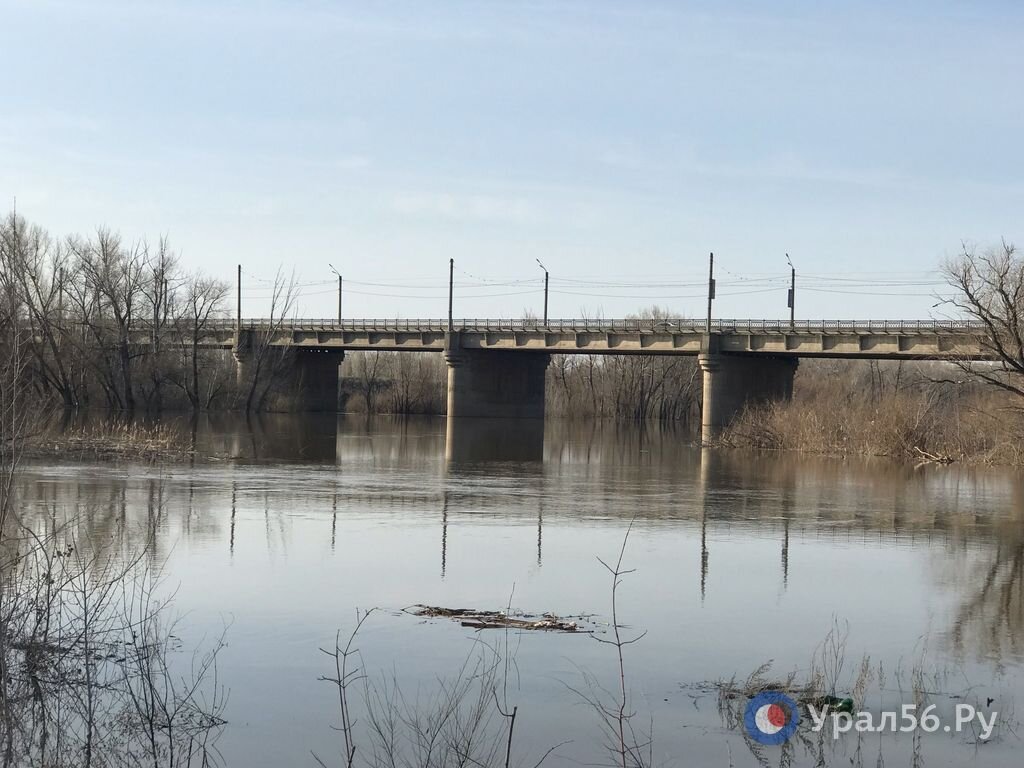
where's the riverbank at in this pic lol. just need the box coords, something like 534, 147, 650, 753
25, 421, 191, 462
715, 364, 1024, 466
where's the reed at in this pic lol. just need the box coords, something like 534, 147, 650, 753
28, 421, 189, 462
716, 361, 1024, 465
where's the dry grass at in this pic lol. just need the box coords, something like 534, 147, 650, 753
716, 361, 1024, 465
713, 620, 1015, 765
26, 421, 189, 462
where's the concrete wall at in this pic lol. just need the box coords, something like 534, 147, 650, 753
699, 353, 798, 443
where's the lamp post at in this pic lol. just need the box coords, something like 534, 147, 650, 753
786, 254, 795, 328
329, 263, 342, 324
706, 252, 715, 332
448, 258, 454, 333
536, 259, 549, 324
236, 264, 242, 333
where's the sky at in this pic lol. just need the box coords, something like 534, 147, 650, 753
2, 0, 1023, 320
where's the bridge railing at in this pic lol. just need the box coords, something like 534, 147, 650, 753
200, 318, 988, 333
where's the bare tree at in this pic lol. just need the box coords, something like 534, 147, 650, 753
138, 236, 180, 411
0, 214, 81, 408
544, 309, 699, 423
317, 609, 562, 768
384, 352, 444, 414
70, 229, 150, 412
240, 268, 299, 412
171, 274, 230, 410
567, 520, 653, 768
942, 241, 1024, 400
351, 352, 386, 414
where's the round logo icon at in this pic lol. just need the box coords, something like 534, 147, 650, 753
743, 691, 800, 745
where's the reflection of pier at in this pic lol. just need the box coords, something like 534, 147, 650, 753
445, 417, 544, 463
19, 415, 1024, 665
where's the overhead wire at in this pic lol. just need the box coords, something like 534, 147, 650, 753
235, 265, 951, 311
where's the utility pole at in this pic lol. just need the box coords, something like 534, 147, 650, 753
536, 259, 549, 324
786, 253, 795, 328
236, 264, 242, 333
706, 252, 715, 332
153, 267, 161, 346
329, 264, 342, 323
448, 258, 454, 333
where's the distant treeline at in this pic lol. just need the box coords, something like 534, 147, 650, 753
342, 344, 701, 422
0, 211, 328, 413
1, 210, 704, 421
1, 211, 235, 411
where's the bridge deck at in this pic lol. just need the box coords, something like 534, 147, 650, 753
167, 318, 990, 359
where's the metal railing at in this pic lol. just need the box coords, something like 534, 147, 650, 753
201, 318, 988, 334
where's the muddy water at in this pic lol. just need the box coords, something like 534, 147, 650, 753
18, 414, 1024, 766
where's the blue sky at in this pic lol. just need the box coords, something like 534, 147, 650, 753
3, 0, 1022, 319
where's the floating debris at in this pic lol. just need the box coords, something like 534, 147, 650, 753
407, 605, 586, 632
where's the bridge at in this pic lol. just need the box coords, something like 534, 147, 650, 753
151, 317, 991, 443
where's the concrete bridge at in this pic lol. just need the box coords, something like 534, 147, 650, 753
159, 317, 990, 442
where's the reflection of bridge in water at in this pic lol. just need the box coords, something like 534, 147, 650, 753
18, 414, 1024, 662
196, 413, 1024, 636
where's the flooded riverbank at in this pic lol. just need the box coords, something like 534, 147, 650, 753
15, 414, 1024, 766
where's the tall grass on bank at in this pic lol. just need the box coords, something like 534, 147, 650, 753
716, 360, 1024, 465
27, 421, 190, 462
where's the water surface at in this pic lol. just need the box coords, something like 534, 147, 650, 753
19, 415, 1024, 766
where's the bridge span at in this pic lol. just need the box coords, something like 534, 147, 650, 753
192, 317, 987, 358
168, 318, 990, 443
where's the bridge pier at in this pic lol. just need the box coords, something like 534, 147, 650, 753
234, 331, 344, 411
289, 349, 345, 411
698, 353, 797, 444
233, 329, 253, 392
445, 334, 550, 419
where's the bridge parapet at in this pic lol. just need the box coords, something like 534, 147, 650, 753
207, 317, 987, 335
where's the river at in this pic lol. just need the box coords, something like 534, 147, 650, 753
17, 414, 1024, 767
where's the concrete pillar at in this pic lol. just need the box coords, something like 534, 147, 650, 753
289, 349, 345, 412
233, 330, 342, 411
233, 329, 253, 391
445, 334, 550, 419
233, 350, 251, 391
698, 353, 798, 444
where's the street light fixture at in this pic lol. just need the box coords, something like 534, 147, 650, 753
329, 263, 342, 324
786, 254, 795, 327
